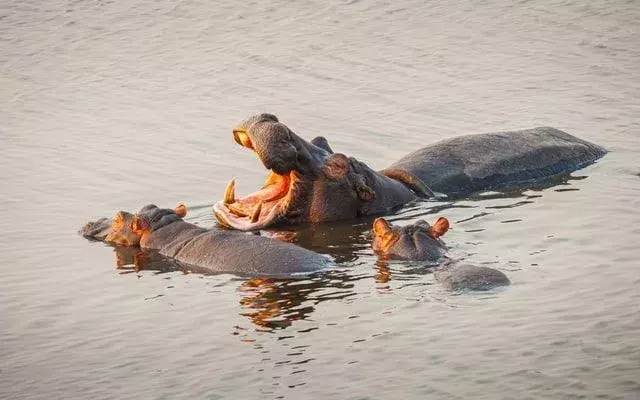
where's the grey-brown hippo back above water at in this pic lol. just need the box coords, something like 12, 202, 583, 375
213, 113, 606, 230
371, 217, 510, 291
80, 204, 332, 278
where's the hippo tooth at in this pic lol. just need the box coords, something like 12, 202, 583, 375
250, 201, 263, 223
224, 179, 236, 204
226, 203, 248, 217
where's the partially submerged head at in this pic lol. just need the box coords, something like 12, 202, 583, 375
372, 217, 449, 261
80, 203, 187, 246
212, 114, 417, 230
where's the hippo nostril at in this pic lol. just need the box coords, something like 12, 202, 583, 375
233, 130, 253, 149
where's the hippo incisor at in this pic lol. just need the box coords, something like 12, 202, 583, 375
80, 204, 332, 278
371, 217, 510, 291
213, 114, 606, 230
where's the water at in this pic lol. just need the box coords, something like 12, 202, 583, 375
2, 0, 639, 398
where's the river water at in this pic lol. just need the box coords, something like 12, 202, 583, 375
2, 0, 639, 399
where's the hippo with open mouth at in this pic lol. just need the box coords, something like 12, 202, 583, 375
213, 114, 606, 230
80, 203, 332, 278
371, 217, 510, 291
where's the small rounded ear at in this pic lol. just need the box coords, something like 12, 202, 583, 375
114, 211, 125, 224
373, 217, 393, 238
324, 153, 350, 179
174, 203, 187, 218
311, 136, 334, 154
130, 215, 148, 235
433, 217, 450, 237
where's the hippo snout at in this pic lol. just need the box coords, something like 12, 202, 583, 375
79, 217, 113, 240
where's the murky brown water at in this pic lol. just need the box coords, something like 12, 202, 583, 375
2, 0, 640, 399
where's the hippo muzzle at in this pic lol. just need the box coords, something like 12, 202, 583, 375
213, 114, 330, 230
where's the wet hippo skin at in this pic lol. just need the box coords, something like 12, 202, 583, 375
214, 114, 606, 230
80, 204, 332, 278
371, 217, 510, 291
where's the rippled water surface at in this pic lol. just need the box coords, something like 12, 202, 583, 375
2, 0, 640, 399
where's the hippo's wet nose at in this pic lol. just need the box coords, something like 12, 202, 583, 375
233, 130, 253, 149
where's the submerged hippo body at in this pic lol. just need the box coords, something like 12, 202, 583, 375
383, 127, 607, 197
213, 114, 606, 230
80, 204, 332, 278
371, 217, 510, 291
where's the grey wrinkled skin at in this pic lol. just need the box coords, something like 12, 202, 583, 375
80, 204, 332, 278
78, 217, 112, 240
383, 126, 607, 197
435, 265, 510, 291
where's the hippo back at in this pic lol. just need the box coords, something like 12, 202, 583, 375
173, 230, 332, 278
436, 264, 510, 291
384, 127, 606, 196
144, 220, 208, 258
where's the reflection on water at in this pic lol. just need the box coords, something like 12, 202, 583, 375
109, 243, 361, 335
259, 219, 373, 263
111, 244, 182, 275
238, 278, 315, 331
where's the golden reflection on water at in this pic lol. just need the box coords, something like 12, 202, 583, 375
238, 278, 311, 331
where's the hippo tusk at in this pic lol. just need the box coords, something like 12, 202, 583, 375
250, 200, 263, 223
226, 203, 248, 217
224, 179, 236, 204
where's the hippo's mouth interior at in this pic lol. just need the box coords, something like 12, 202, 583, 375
213, 136, 300, 230
213, 172, 296, 230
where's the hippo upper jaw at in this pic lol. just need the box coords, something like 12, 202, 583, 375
213, 114, 327, 230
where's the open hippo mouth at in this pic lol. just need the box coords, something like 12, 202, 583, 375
213, 170, 300, 230
212, 114, 313, 230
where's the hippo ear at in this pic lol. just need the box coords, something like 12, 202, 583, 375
432, 217, 450, 237
311, 136, 334, 154
130, 215, 148, 235
323, 153, 350, 179
174, 203, 187, 218
114, 211, 126, 225
373, 218, 393, 238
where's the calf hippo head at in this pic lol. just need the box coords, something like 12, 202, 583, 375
212, 114, 419, 230
372, 217, 449, 261
80, 203, 187, 246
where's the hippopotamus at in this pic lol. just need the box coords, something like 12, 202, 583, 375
80, 203, 332, 278
371, 217, 510, 291
213, 114, 606, 230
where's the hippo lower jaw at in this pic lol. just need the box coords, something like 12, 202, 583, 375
213, 170, 302, 230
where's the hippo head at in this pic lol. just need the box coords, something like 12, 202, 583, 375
372, 217, 449, 261
80, 203, 187, 246
213, 114, 419, 230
